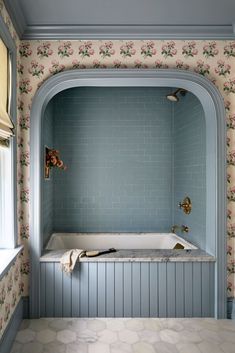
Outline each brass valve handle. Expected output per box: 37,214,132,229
178,196,192,215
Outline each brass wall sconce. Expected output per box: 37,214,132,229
45,146,67,179
178,196,192,215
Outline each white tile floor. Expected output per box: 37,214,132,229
11,318,235,353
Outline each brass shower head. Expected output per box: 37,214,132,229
166,88,187,102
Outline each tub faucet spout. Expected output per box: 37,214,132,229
171,224,189,234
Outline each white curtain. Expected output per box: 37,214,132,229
0,145,14,248
0,39,14,141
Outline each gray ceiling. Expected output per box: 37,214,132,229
4,0,235,39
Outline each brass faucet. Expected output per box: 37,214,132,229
171,224,189,234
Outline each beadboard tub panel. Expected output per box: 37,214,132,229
40,261,215,318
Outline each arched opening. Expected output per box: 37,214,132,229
30,69,226,318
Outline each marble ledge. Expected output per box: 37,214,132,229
40,249,215,263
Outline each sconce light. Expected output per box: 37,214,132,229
45,146,66,179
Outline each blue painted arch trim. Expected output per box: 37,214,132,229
30,69,226,318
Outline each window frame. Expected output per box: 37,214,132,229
0,15,17,249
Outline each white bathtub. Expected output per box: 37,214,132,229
46,232,197,251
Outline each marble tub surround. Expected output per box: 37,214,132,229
11,317,235,353
40,249,215,263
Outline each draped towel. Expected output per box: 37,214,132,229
60,249,85,273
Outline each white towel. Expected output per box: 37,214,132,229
60,249,85,273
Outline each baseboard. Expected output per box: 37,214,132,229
227,297,235,319
0,299,23,353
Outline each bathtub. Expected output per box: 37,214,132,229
46,232,197,251
41,232,216,318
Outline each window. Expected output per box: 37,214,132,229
0,38,14,143
0,37,15,249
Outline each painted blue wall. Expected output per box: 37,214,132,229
42,100,54,246
52,87,173,232
173,92,206,248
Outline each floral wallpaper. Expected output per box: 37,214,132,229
17,39,235,298
0,252,24,338
1,0,235,327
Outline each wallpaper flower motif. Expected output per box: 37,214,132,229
16,39,235,301
120,41,136,57
99,41,115,58
141,41,157,58
202,41,219,58
161,41,177,58
182,41,198,58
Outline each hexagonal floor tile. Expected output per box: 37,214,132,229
142,319,162,332
220,341,235,353
21,342,43,353
133,342,155,353
15,329,36,344
106,319,126,332
49,319,69,331
66,342,88,353
57,329,76,344
29,319,49,332
36,329,56,344
87,319,106,332
42,341,66,353
176,342,201,353
125,319,144,332
198,341,224,353
159,329,181,344
88,342,110,353
19,320,30,330
69,319,87,332
98,329,118,344
10,342,22,353
110,342,132,353
154,341,179,353
138,329,161,344
77,328,98,343
118,329,139,344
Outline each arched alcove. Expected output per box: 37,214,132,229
30,69,226,318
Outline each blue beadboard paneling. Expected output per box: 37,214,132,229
40,261,215,318
88,263,98,316
54,263,63,317
173,92,206,249
123,263,132,317
97,263,106,317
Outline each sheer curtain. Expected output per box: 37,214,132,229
0,144,14,248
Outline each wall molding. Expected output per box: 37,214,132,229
30,69,226,319
21,24,235,40
0,299,23,353
2,1,235,41
3,0,235,40
4,0,26,38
